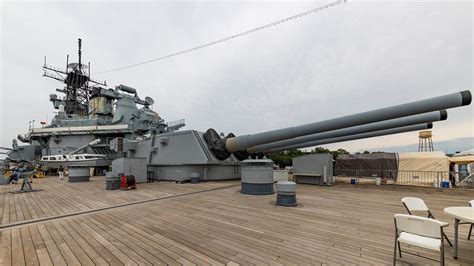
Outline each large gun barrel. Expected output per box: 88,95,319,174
227,91,470,152
264,122,433,153
203,90,471,160
67,139,101,156
246,110,446,154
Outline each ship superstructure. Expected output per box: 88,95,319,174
5,39,185,163
1,40,472,184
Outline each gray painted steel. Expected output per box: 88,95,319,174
117,84,137,94
68,165,90,182
247,110,446,153
7,80,182,165
292,154,333,185
190,172,200,183
275,181,297,206
67,139,101,155
276,194,297,206
241,183,274,195
2,144,41,162
111,157,147,183
241,159,274,195
275,181,297,193
266,123,432,153
148,165,240,182
226,91,471,152
134,131,216,165
131,130,241,182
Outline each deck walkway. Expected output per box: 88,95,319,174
0,177,473,265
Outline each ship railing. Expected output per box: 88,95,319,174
333,169,472,188
166,119,186,132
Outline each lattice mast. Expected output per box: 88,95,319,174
43,38,106,117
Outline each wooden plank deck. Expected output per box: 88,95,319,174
0,177,473,265
0,177,232,226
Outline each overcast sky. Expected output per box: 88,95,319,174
1,0,473,157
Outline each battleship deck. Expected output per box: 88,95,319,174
0,177,473,265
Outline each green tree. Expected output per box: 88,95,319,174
266,147,350,168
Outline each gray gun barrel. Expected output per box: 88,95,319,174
225,90,471,153
265,123,432,153
67,139,101,155
247,110,446,154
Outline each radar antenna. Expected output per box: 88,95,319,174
43,38,107,117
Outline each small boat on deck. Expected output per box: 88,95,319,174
40,153,111,170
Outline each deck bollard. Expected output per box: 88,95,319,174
275,181,297,207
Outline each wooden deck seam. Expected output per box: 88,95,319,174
0,184,239,231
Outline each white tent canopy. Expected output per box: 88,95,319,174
452,149,474,157
449,156,474,164
398,151,449,172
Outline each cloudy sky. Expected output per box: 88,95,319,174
1,0,472,157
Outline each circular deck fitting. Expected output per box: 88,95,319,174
241,182,274,195
276,194,297,207
240,158,275,195
275,181,297,192
68,165,90,182
276,181,297,207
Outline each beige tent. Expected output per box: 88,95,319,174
396,152,450,186
449,149,474,164
398,151,449,172
449,155,474,164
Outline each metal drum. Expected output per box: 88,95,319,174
68,165,90,182
241,158,274,195
275,181,297,207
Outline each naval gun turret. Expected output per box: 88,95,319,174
204,90,471,159
120,90,470,182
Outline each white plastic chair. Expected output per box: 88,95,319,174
401,197,453,247
394,214,447,265
468,200,474,240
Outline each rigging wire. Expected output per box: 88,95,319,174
93,0,346,75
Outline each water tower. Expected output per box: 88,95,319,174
418,130,434,152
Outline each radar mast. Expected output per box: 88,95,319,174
43,38,106,117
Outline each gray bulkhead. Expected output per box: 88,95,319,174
47,135,97,155
292,153,333,185
132,130,241,182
